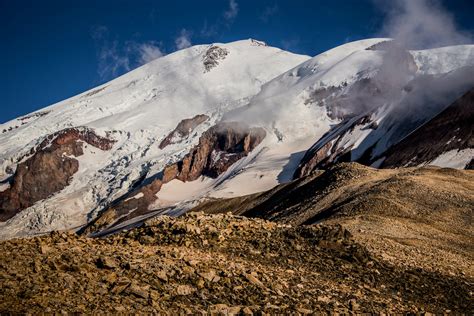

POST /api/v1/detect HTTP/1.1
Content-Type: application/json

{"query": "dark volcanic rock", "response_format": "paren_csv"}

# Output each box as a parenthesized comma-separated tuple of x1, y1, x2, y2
(0, 127, 115, 221)
(164, 122, 266, 182)
(83, 178, 163, 235)
(159, 114, 209, 149)
(467, 159, 474, 170)
(296, 84, 474, 176)
(294, 115, 374, 178)
(202, 46, 229, 72)
(380, 87, 474, 169)
(365, 40, 395, 51)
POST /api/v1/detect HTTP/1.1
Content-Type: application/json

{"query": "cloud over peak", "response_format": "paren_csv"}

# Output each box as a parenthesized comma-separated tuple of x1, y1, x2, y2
(175, 29, 192, 50)
(377, 0, 472, 49)
(137, 42, 164, 64)
(91, 26, 165, 80)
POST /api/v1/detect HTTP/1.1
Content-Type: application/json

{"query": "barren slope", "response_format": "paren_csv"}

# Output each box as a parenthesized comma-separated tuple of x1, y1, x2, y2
(1, 213, 472, 314)
(192, 163, 474, 277)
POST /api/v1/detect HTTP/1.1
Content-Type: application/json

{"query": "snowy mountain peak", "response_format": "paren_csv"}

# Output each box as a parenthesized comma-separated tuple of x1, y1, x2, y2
(1, 38, 473, 239)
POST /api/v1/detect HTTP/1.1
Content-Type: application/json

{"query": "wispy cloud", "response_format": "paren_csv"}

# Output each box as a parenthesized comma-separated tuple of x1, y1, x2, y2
(376, 0, 472, 49)
(175, 29, 192, 50)
(92, 26, 131, 80)
(260, 4, 278, 23)
(137, 41, 164, 64)
(91, 26, 165, 80)
(224, 0, 239, 23)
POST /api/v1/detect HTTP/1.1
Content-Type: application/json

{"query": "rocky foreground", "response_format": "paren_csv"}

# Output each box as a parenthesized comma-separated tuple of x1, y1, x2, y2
(1, 213, 472, 314)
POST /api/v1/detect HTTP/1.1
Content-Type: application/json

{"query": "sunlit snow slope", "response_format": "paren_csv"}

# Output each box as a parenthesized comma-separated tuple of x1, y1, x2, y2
(0, 39, 309, 237)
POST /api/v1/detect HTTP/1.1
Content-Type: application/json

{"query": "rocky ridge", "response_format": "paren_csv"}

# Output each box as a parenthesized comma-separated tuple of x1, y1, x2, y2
(294, 115, 374, 178)
(192, 163, 474, 278)
(296, 83, 474, 176)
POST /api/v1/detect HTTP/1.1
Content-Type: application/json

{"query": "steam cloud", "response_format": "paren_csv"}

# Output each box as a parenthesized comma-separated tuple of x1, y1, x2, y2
(330, 0, 474, 139)
(377, 0, 472, 49)
(175, 29, 192, 50)
(336, 0, 474, 152)
(371, 0, 473, 110)
(224, 0, 474, 143)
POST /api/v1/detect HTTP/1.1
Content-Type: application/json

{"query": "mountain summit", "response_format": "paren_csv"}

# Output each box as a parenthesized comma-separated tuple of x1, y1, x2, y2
(1, 38, 473, 238)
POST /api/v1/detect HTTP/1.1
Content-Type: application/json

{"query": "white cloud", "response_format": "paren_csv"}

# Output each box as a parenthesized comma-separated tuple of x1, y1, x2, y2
(137, 42, 164, 64)
(377, 0, 472, 49)
(97, 40, 131, 80)
(224, 0, 239, 22)
(175, 29, 192, 50)
(91, 26, 166, 80)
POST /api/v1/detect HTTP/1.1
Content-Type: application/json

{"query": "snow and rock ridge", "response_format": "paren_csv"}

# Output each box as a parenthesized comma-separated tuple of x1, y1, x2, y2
(1, 38, 473, 238)
(0, 39, 310, 238)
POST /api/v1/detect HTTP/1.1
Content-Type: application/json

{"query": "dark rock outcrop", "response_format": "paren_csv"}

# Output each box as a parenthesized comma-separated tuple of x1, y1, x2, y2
(159, 114, 209, 149)
(0, 127, 115, 221)
(466, 159, 474, 170)
(304, 79, 381, 120)
(202, 46, 229, 72)
(163, 122, 266, 182)
(294, 115, 374, 178)
(380, 88, 474, 169)
(83, 178, 163, 235)
(249, 39, 267, 46)
(296, 85, 474, 177)
(365, 40, 395, 51)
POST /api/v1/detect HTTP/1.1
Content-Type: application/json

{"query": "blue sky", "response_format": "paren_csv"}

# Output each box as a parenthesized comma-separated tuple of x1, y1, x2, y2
(1, 0, 473, 123)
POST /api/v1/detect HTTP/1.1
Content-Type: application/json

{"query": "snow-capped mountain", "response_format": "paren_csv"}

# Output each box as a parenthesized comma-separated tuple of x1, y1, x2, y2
(1, 38, 473, 239)
(293, 44, 474, 177)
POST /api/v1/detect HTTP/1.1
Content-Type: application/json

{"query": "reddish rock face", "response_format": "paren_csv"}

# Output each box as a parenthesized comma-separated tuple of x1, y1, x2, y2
(36, 127, 115, 152)
(294, 142, 334, 178)
(0, 127, 115, 221)
(85, 122, 266, 235)
(159, 114, 209, 149)
(164, 122, 266, 182)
